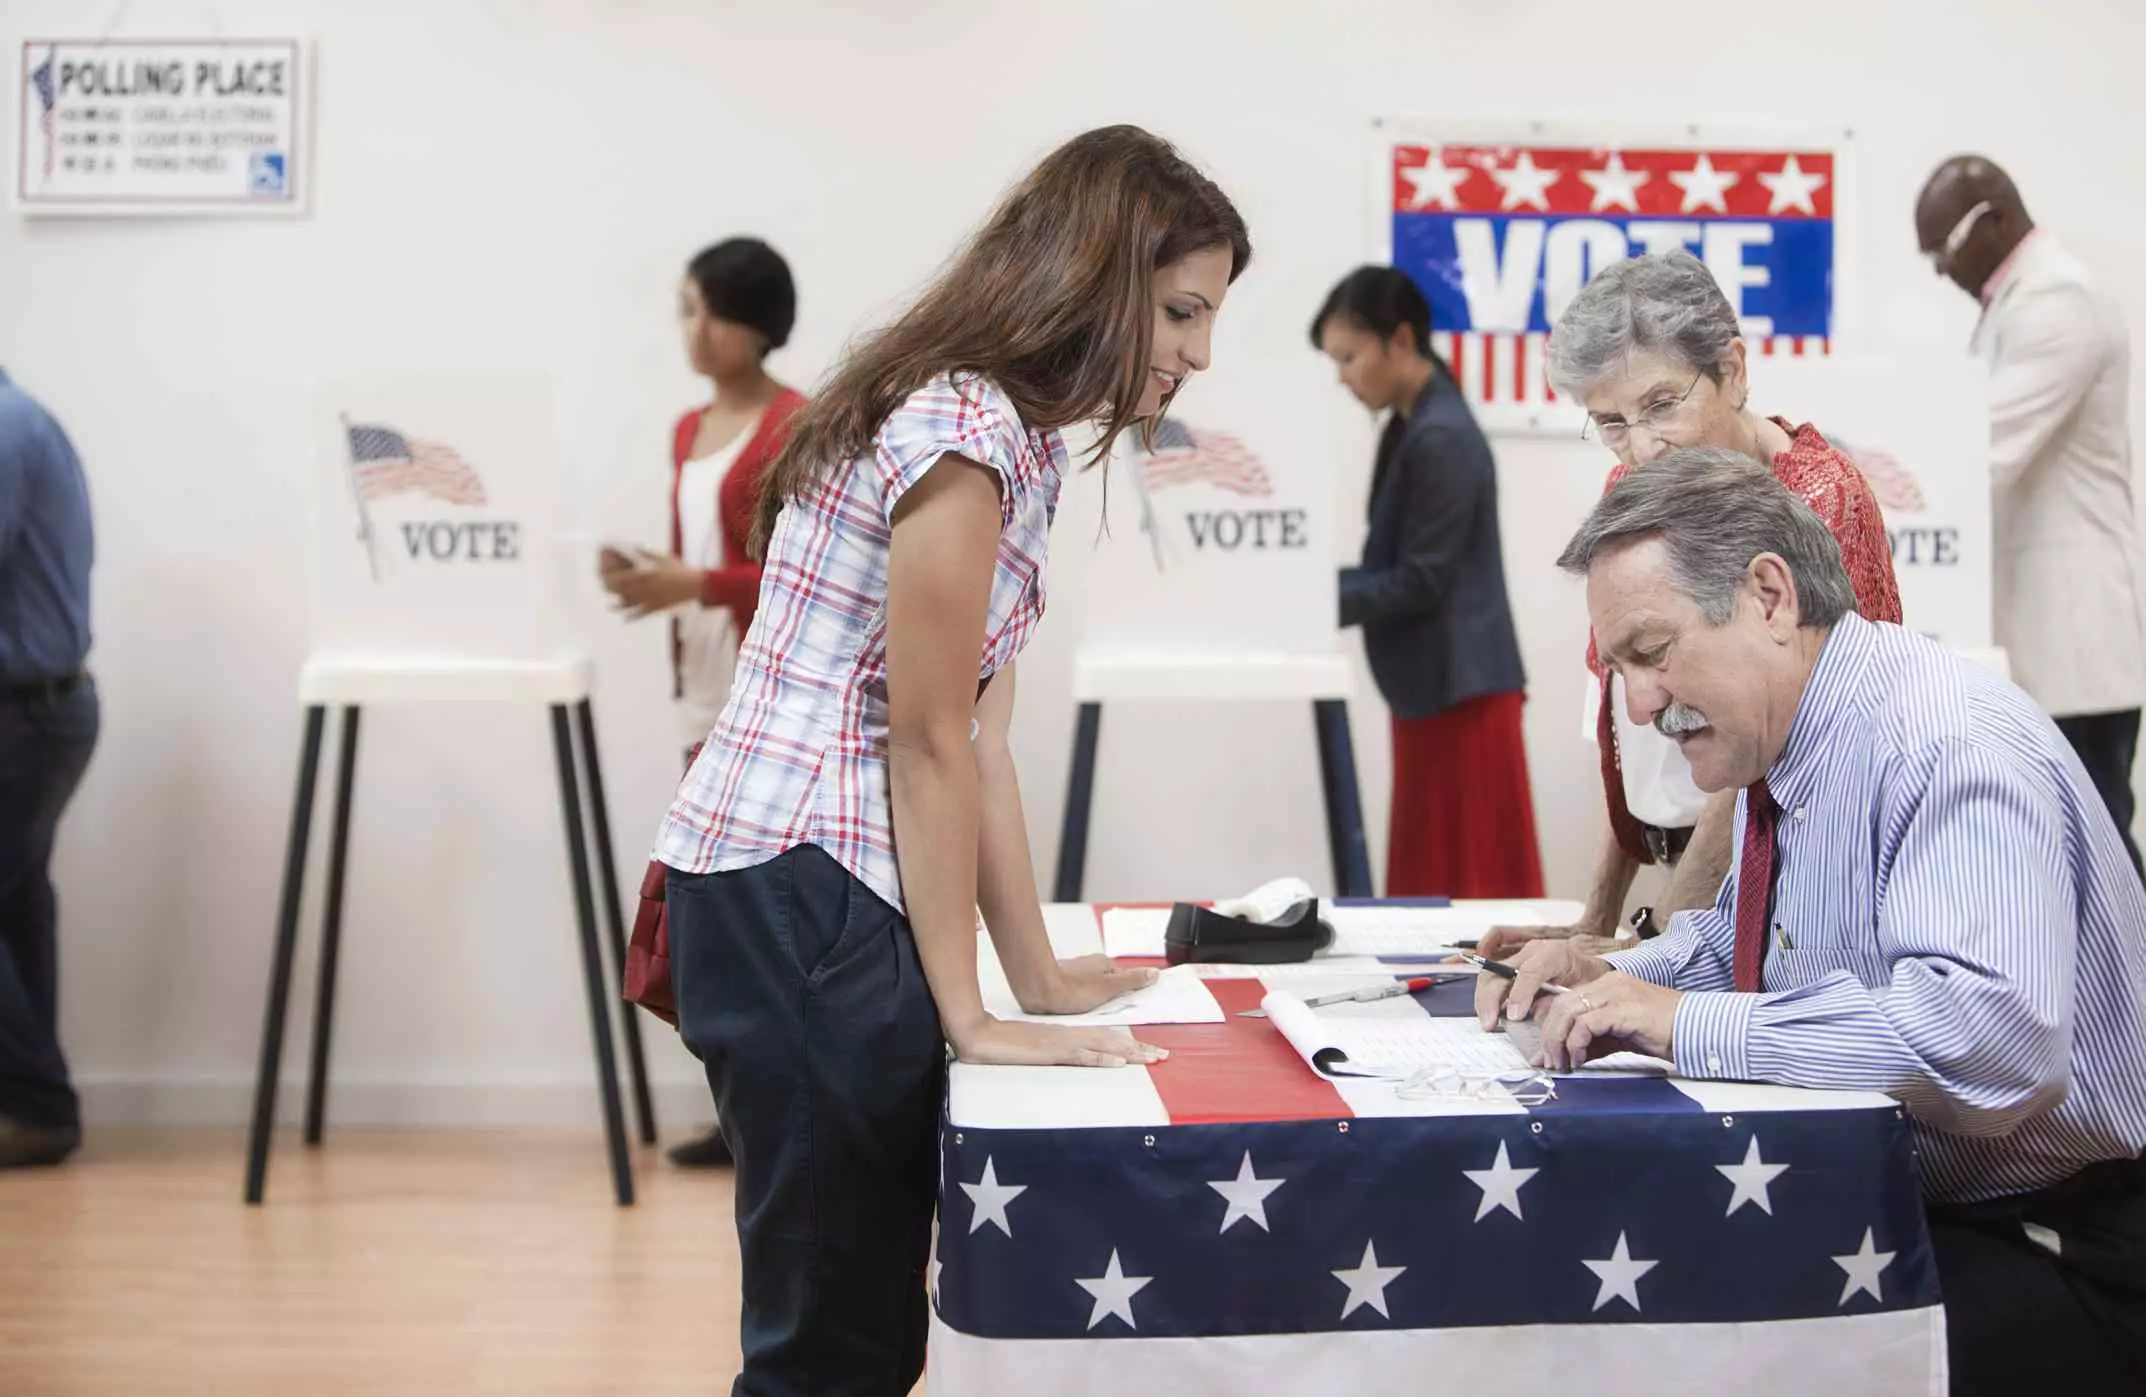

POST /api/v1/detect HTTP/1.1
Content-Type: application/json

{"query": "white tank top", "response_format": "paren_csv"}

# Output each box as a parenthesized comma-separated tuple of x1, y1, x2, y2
(673, 413, 761, 746)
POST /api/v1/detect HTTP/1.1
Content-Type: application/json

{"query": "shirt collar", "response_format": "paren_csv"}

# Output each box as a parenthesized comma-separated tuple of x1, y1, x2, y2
(1764, 612, 1878, 812)
(1979, 229, 2041, 310)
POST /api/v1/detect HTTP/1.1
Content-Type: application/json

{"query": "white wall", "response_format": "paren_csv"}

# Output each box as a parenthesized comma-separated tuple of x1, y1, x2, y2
(8, 0, 2144, 1126)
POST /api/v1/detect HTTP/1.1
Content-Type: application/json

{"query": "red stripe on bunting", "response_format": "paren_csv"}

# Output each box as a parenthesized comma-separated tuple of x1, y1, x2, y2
(1140, 978, 1355, 1124)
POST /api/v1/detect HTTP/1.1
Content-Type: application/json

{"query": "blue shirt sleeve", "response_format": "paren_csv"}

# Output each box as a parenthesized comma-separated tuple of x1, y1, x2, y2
(1669, 739, 2079, 1138)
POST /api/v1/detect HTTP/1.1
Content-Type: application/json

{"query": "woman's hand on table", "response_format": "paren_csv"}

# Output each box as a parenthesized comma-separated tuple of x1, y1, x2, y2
(948, 1017, 1168, 1069)
(1013, 954, 1157, 1016)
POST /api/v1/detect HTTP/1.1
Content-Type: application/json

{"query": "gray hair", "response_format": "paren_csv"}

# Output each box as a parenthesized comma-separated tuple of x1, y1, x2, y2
(1546, 250, 1740, 398)
(1556, 447, 1857, 628)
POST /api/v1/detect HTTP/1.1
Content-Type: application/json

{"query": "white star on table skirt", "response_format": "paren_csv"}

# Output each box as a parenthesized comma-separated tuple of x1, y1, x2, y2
(1075, 1249, 1153, 1331)
(1582, 1231, 1659, 1312)
(1716, 1135, 1791, 1216)
(1833, 1227, 1896, 1305)
(1463, 1140, 1540, 1222)
(1491, 150, 1560, 211)
(1579, 151, 1650, 213)
(1332, 1239, 1407, 1320)
(1207, 1151, 1285, 1234)
(1670, 152, 1739, 213)
(959, 1157, 1026, 1237)
(1758, 153, 1827, 215)
(1401, 150, 1470, 211)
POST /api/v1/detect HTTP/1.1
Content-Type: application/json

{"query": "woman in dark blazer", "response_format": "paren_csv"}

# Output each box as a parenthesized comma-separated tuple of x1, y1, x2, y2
(1311, 266, 1543, 897)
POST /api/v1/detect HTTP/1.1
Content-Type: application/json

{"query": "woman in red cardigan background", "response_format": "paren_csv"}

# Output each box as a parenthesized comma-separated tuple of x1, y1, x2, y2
(601, 237, 805, 1168)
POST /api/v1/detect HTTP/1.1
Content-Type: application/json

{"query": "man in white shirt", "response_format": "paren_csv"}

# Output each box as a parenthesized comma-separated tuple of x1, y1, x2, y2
(1916, 155, 2146, 877)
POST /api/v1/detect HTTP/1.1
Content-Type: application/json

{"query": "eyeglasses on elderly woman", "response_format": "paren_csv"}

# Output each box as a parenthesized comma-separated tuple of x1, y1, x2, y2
(1580, 369, 1705, 448)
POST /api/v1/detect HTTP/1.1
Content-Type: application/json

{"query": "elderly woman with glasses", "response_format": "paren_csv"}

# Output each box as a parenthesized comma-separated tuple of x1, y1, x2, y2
(1483, 250, 1901, 960)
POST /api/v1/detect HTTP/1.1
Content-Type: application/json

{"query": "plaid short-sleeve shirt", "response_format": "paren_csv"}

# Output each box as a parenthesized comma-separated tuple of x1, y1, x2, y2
(652, 373, 1065, 912)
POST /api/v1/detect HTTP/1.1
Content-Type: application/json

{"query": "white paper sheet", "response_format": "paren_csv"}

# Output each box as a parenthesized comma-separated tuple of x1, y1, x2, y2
(979, 955, 1224, 1028)
(1259, 991, 1534, 1079)
(1099, 907, 1173, 959)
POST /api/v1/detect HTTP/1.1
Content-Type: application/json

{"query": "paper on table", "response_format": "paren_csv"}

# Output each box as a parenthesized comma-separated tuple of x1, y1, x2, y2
(1323, 901, 1584, 957)
(1259, 991, 1534, 1080)
(1190, 958, 1477, 982)
(980, 960, 1224, 1028)
(1100, 907, 1173, 959)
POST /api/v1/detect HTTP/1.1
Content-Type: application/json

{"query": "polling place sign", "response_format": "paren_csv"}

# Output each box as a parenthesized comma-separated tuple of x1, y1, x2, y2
(15, 38, 307, 213)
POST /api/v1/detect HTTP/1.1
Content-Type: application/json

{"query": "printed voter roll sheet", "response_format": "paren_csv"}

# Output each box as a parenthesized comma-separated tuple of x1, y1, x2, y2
(1259, 990, 1533, 1079)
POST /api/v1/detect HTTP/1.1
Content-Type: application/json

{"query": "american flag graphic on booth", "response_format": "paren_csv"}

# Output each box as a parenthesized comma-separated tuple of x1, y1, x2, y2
(1388, 141, 1837, 415)
(346, 423, 487, 507)
(1133, 418, 1274, 497)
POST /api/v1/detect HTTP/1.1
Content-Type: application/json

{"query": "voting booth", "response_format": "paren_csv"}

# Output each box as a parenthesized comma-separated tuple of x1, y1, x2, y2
(1053, 408, 1372, 900)
(244, 372, 651, 1207)
(1753, 353, 1997, 659)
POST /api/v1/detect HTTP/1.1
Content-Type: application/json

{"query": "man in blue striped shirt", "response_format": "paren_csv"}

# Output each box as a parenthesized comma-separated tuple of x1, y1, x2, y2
(1482, 447, 2146, 1391)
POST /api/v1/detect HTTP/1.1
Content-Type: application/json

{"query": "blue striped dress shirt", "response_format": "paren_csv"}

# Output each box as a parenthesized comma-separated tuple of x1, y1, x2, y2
(1610, 612, 2146, 1203)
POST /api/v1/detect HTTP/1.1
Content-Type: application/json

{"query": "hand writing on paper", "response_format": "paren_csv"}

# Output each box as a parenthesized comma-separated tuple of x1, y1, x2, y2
(1015, 954, 1159, 1016)
(1474, 938, 1611, 1030)
(1530, 972, 1682, 1072)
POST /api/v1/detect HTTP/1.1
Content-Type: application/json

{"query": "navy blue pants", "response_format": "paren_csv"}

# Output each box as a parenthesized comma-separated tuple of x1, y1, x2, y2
(667, 845, 945, 1397)
(0, 679, 98, 1130)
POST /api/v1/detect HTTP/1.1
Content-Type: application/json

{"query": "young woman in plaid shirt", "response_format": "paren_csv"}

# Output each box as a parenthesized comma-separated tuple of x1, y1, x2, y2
(650, 126, 1251, 1395)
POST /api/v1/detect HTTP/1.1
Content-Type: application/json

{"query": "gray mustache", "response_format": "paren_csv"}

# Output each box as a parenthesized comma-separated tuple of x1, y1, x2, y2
(1655, 703, 1710, 738)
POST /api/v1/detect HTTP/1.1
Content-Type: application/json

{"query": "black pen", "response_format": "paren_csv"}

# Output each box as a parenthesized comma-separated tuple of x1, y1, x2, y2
(1458, 951, 1572, 995)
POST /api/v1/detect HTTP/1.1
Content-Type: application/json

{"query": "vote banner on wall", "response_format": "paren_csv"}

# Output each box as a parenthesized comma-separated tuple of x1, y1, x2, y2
(15, 38, 307, 214)
(1375, 124, 1845, 431)
(308, 373, 568, 664)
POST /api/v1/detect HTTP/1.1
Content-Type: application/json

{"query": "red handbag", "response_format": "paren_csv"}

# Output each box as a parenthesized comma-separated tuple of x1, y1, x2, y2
(624, 858, 679, 1028)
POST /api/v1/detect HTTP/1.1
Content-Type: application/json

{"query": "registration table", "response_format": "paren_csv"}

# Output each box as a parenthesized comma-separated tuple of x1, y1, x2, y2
(928, 901, 1945, 1396)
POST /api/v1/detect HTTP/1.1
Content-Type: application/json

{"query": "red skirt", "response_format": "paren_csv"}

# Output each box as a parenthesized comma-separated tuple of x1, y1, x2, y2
(1387, 691, 1544, 898)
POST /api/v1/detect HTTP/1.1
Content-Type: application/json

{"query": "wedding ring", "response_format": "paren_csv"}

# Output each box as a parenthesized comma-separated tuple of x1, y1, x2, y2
(1578, 995, 1595, 1012)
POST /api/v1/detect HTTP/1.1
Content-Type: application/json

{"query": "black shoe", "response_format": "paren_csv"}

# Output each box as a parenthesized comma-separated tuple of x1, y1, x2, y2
(0, 1119, 81, 1169)
(666, 1124, 733, 1169)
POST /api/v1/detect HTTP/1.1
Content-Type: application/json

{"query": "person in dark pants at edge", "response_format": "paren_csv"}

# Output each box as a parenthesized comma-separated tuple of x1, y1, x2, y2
(0, 366, 98, 1170)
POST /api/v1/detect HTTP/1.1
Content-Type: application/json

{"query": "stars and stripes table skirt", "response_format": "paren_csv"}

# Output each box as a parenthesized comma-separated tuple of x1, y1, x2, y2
(929, 903, 1944, 1396)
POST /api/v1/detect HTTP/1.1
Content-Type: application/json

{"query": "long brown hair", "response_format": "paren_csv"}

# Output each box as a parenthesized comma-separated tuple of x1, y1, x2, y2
(752, 124, 1252, 554)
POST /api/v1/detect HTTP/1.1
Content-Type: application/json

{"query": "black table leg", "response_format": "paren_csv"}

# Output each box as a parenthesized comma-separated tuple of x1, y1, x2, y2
(246, 705, 327, 1205)
(574, 698, 656, 1147)
(303, 706, 361, 1147)
(1314, 699, 1375, 898)
(551, 705, 635, 1206)
(1053, 702, 1103, 903)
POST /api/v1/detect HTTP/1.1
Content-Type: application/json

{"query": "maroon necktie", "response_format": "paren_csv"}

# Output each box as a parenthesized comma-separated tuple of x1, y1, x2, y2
(1733, 780, 1778, 993)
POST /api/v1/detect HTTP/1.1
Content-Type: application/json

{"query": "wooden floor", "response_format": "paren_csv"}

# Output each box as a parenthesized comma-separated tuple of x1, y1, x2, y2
(0, 1129, 746, 1395)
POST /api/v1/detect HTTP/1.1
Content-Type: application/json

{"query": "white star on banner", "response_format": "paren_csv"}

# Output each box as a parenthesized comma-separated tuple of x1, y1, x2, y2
(1833, 1228, 1896, 1305)
(1208, 1151, 1285, 1234)
(1491, 150, 1560, 211)
(1463, 1141, 1540, 1222)
(1582, 1231, 1659, 1312)
(959, 1157, 1026, 1237)
(1669, 152, 1739, 214)
(1075, 1249, 1153, 1331)
(1400, 150, 1470, 211)
(1332, 1239, 1407, 1320)
(1758, 153, 1827, 215)
(1717, 1135, 1791, 1217)
(1579, 151, 1650, 213)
